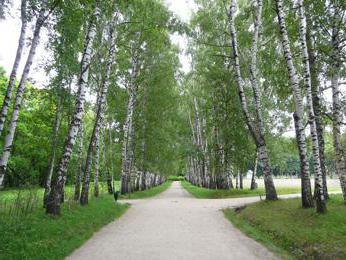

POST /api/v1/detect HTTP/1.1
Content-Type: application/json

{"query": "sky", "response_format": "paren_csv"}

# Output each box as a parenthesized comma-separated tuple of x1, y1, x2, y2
(0, 0, 197, 87)
(0, 0, 339, 138)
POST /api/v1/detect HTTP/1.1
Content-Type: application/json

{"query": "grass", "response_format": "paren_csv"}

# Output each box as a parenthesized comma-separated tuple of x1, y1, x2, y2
(0, 180, 170, 259)
(120, 181, 172, 199)
(224, 195, 346, 259)
(181, 180, 304, 199)
(167, 175, 186, 181)
(0, 194, 129, 259)
(0, 180, 170, 204)
(0, 182, 120, 202)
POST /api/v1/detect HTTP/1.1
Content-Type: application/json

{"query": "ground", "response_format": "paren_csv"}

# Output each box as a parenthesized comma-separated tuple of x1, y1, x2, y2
(181, 178, 341, 199)
(224, 195, 346, 259)
(68, 181, 292, 260)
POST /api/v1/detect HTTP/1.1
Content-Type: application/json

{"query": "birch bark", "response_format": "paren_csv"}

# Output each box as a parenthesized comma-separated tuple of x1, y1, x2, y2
(46, 4, 100, 215)
(307, 27, 328, 199)
(93, 131, 101, 197)
(275, 0, 314, 208)
(251, 150, 258, 190)
(80, 14, 117, 204)
(107, 121, 115, 194)
(43, 87, 62, 207)
(229, 0, 277, 200)
(74, 119, 84, 201)
(120, 45, 139, 194)
(297, 0, 325, 212)
(330, 13, 346, 202)
(0, 0, 27, 135)
(0, 8, 50, 188)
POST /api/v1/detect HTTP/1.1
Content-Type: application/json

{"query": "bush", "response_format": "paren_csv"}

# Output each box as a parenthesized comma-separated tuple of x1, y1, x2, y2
(167, 176, 185, 181)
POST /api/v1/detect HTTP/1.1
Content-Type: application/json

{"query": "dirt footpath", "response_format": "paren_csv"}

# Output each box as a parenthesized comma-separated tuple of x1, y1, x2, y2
(68, 181, 279, 260)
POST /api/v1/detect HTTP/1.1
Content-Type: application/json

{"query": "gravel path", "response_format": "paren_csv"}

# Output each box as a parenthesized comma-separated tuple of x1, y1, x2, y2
(68, 181, 279, 260)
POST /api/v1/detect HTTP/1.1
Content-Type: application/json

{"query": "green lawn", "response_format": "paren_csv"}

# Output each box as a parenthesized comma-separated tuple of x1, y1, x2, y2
(167, 175, 185, 181)
(181, 180, 304, 199)
(120, 181, 172, 199)
(0, 180, 170, 259)
(0, 194, 129, 259)
(224, 195, 346, 259)
(0, 180, 170, 203)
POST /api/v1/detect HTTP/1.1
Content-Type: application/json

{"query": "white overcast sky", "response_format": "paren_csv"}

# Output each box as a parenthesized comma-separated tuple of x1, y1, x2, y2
(1, 0, 339, 138)
(0, 0, 197, 86)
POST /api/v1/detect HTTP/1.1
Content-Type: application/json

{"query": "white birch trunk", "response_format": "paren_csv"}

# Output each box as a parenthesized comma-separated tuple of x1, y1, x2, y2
(120, 48, 139, 194)
(0, 8, 49, 188)
(93, 132, 100, 197)
(108, 121, 115, 193)
(297, 0, 326, 212)
(80, 14, 117, 204)
(330, 16, 346, 202)
(0, 0, 27, 135)
(43, 87, 62, 206)
(251, 150, 258, 190)
(275, 0, 314, 208)
(74, 119, 84, 201)
(229, 0, 277, 199)
(46, 4, 100, 214)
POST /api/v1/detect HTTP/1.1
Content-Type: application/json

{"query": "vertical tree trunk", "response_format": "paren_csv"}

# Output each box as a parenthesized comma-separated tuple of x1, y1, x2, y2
(236, 170, 239, 189)
(120, 47, 139, 194)
(74, 119, 84, 201)
(297, 0, 326, 212)
(93, 132, 100, 197)
(228, 0, 277, 200)
(140, 86, 148, 191)
(0, 0, 27, 136)
(330, 16, 346, 202)
(0, 9, 49, 188)
(201, 112, 210, 187)
(307, 25, 328, 199)
(275, 0, 314, 208)
(101, 124, 112, 194)
(107, 121, 115, 194)
(251, 150, 258, 190)
(194, 97, 205, 186)
(80, 14, 117, 204)
(43, 87, 62, 207)
(46, 4, 100, 215)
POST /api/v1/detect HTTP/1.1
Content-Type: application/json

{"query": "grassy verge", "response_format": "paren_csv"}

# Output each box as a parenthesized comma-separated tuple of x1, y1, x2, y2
(167, 175, 185, 181)
(0, 181, 121, 202)
(181, 180, 305, 199)
(0, 194, 129, 259)
(120, 181, 172, 199)
(181, 180, 341, 199)
(224, 195, 346, 259)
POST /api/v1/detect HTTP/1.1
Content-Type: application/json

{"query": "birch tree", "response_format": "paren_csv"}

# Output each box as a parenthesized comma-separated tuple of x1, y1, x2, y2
(46, 2, 100, 215)
(80, 11, 118, 205)
(296, 0, 326, 212)
(229, 0, 277, 200)
(43, 84, 62, 206)
(0, 0, 28, 135)
(73, 119, 84, 201)
(330, 6, 346, 202)
(275, 0, 314, 208)
(0, 5, 55, 188)
(120, 42, 140, 194)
